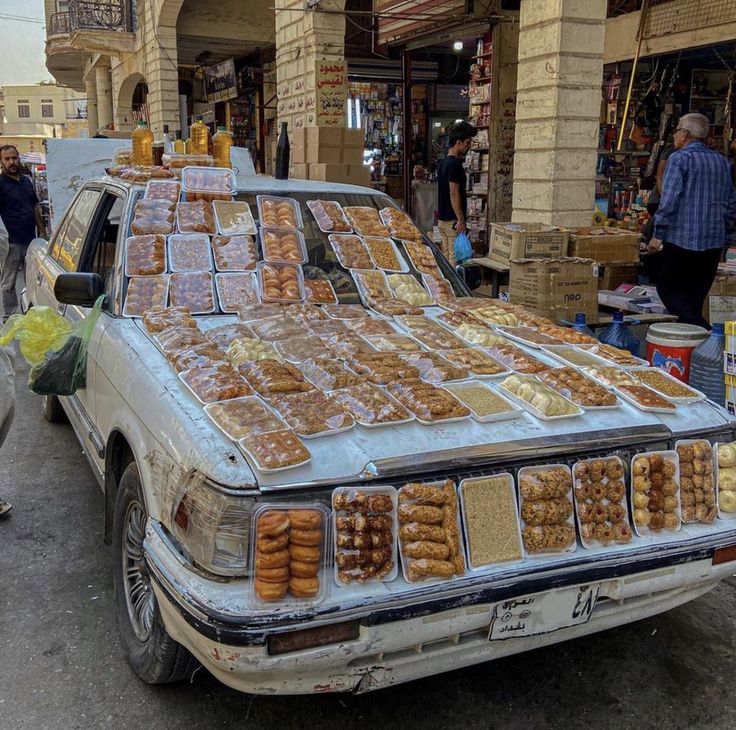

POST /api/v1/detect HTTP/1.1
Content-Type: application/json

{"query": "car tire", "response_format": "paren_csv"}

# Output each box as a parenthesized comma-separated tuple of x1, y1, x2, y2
(42, 394, 68, 423)
(112, 461, 199, 684)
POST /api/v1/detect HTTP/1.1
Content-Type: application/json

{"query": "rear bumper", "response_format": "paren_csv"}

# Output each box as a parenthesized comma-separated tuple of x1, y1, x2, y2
(144, 522, 736, 694)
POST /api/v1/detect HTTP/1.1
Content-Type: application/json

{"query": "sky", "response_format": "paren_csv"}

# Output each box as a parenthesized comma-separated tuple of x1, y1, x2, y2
(0, 1, 53, 86)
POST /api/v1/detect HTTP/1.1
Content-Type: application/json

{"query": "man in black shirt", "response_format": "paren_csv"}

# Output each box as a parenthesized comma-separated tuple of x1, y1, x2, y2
(437, 121, 477, 265)
(0, 145, 47, 318)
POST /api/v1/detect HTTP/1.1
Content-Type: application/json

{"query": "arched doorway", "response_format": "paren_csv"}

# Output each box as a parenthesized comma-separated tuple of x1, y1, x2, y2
(116, 72, 147, 130)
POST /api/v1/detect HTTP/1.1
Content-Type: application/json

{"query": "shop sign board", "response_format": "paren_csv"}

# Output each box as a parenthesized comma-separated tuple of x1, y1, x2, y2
(204, 59, 238, 103)
(315, 62, 347, 127)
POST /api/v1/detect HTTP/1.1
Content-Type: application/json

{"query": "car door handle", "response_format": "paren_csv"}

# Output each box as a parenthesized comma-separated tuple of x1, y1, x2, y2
(35, 270, 43, 285)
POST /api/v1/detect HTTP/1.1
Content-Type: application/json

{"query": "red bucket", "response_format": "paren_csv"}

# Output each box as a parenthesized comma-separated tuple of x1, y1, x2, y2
(645, 323, 708, 383)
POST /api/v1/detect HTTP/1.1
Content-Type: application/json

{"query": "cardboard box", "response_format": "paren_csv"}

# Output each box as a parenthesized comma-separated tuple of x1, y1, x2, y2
(291, 162, 309, 180)
(308, 163, 371, 186)
(597, 262, 639, 291)
(568, 227, 640, 264)
(705, 273, 736, 324)
(290, 127, 307, 164)
(510, 257, 598, 323)
(304, 127, 365, 165)
(489, 222, 568, 265)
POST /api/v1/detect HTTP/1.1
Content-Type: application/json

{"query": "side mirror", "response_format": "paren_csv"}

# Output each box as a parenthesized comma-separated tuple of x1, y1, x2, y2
(54, 272, 105, 307)
(455, 263, 483, 291)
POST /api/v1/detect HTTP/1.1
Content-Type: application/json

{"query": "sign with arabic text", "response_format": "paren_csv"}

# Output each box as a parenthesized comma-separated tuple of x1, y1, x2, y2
(315, 61, 347, 127)
(204, 59, 238, 103)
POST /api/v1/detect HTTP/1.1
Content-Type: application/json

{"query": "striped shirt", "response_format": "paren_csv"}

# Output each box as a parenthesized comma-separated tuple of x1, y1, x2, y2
(653, 141, 736, 251)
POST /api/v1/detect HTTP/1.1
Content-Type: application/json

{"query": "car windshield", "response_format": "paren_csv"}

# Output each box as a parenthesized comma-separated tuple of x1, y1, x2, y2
(235, 189, 467, 304)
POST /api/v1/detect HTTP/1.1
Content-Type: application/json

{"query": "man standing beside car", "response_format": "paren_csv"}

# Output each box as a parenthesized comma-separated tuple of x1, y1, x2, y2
(0, 145, 47, 320)
(437, 121, 477, 267)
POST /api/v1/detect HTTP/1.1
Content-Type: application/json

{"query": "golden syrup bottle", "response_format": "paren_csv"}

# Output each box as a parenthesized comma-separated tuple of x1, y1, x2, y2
(131, 120, 153, 166)
(213, 125, 232, 167)
(189, 115, 210, 155)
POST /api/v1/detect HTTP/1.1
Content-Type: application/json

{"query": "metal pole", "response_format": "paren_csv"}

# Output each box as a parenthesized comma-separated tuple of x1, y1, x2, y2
(402, 49, 412, 213)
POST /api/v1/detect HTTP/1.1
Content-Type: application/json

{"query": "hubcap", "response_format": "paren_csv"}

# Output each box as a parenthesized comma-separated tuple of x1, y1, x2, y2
(122, 499, 155, 642)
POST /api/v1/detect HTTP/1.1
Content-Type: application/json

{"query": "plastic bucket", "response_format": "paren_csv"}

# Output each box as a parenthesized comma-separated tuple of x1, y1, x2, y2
(645, 323, 708, 383)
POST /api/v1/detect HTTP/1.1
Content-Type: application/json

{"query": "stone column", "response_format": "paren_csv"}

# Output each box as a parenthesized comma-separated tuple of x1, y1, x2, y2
(85, 77, 99, 137)
(512, 0, 606, 227)
(143, 24, 181, 136)
(96, 65, 114, 131)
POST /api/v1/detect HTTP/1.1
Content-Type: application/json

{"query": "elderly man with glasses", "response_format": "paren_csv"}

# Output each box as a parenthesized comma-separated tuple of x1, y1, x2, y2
(648, 113, 736, 329)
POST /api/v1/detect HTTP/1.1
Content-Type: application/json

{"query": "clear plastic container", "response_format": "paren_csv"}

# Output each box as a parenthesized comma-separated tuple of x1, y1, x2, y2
(328, 234, 373, 269)
(249, 504, 330, 606)
(363, 237, 409, 273)
(439, 348, 510, 378)
(332, 487, 398, 586)
(397, 479, 466, 583)
(144, 179, 181, 205)
(493, 325, 565, 349)
(331, 383, 414, 427)
(541, 345, 612, 369)
(715, 442, 736, 519)
(274, 335, 330, 364)
(257, 261, 305, 303)
(362, 333, 423, 352)
(176, 200, 216, 234)
(629, 366, 705, 403)
(386, 380, 471, 425)
(397, 351, 469, 384)
(689, 323, 725, 406)
(162, 154, 213, 170)
(251, 316, 305, 342)
(459, 474, 524, 570)
(124, 235, 167, 277)
(536, 367, 621, 410)
(256, 195, 303, 230)
(112, 146, 132, 166)
(168, 271, 216, 314)
(167, 234, 213, 272)
(203, 322, 255, 349)
(226, 337, 283, 365)
(260, 227, 308, 264)
(298, 356, 365, 391)
(131, 200, 176, 236)
(237, 303, 284, 322)
(181, 166, 236, 202)
(212, 200, 256, 235)
(517, 464, 577, 556)
(123, 275, 170, 317)
(322, 304, 369, 320)
(386, 273, 433, 306)
(498, 374, 584, 420)
(267, 388, 355, 438)
(204, 396, 287, 441)
(239, 430, 311, 473)
(178, 365, 252, 404)
(343, 206, 390, 237)
(630, 450, 681, 536)
(215, 272, 259, 312)
(442, 381, 522, 422)
(379, 207, 423, 242)
(211, 235, 257, 272)
(614, 384, 678, 413)
(306, 199, 352, 233)
(303, 278, 337, 304)
(675, 439, 717, 524)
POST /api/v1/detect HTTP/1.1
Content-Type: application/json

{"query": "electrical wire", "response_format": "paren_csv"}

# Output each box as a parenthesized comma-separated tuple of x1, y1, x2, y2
(0, 13, 46, 25)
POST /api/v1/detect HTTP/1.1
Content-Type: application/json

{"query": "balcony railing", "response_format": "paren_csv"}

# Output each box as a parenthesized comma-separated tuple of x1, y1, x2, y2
(48, 11, 72, 36)
(69, 0, 132, 33)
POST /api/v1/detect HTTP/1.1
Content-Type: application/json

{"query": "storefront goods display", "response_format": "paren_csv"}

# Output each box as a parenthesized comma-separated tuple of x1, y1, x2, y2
(398, 480, 465, 582)
(328, 234, 373, 269)
(168, 234, 213, 272)
(177, 200, 216, 234)
(261, 228, 308, 264)
(181, 167, 235, 202)
(500, 374, 582, 418)
(211, 235, 257, 271)
(518, 466, 576, 554)
(213, 200, 257, 235)
(125, 235, 166, 276)
(252, 507, 325, 601)
(717, 443, 736, 515)
(333, 488, 397, 584)
(573, 457, 632, 547)
(257, 262, 305, 302)
(343, 206, 390, 237)
(387, 274, 433, 306)
(124, 275, 169, 317)
(215, 273, 259, 312)
(537, 367, 619, 408)
(459, 475, 523, 568)
(307, 200, 352, 233)
(333, 382, 413, 426)
(131, 199, 175, 236)
(257, 196, 302, 229)
(676, 440, 717, 524)
(169, 271, 216, 313)
(631, 451, 681, 534)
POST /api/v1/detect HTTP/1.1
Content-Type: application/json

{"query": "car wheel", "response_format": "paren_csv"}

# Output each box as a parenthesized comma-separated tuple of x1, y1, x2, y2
(112, 461, 199, 684)
(42, 394, 68, 423)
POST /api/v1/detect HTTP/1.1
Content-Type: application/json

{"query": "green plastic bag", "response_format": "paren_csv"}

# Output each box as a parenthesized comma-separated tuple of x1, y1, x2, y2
(0, 296, 105, 396)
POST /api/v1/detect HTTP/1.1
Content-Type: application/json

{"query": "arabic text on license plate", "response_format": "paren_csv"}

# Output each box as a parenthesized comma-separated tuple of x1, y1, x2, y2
(489, 584, 599, 641)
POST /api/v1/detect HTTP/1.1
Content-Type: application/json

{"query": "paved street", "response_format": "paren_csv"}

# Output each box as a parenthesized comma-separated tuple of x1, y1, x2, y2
(1, 359, 735, 730)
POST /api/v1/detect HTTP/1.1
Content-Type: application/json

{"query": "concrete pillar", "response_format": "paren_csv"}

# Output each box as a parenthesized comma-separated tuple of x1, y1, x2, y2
(96, 65, 113, 130)
(144, 25, 181, 137)
(85, 77, 99, 137)
(512, 0, 607, 227)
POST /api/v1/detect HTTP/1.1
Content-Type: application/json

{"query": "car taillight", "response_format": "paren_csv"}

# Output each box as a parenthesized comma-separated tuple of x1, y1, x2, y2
(712, 545, 736, 565)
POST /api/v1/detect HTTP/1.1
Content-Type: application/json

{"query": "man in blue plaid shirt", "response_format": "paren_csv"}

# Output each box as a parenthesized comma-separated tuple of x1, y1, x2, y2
(649, 113, 736, 329)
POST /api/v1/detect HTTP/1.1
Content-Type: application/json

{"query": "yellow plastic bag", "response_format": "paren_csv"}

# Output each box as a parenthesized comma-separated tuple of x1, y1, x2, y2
(0, 307, 72, 366)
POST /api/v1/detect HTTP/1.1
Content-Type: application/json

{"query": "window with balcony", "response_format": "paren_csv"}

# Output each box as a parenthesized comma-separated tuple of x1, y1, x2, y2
(41, 100, 55, 118)
(17, 101, 30, 119)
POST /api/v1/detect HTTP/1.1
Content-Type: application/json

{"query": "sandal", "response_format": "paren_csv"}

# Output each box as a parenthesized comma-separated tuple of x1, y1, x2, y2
(0, 500, 12, 517)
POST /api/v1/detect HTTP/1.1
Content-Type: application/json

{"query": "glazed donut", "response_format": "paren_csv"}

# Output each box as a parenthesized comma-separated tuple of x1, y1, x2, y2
(255, 548, 290, 569)
(288, 575, 319, 598)
(257, 565, 289, 583)
(289, 544, 321, 562)
(258, 532, 289, 554)
(289, 560, 320, 578)
(290, 528, 322, 546)
(257, 510, 290, 538)
(256, 580, 288, 600)
(287, 509, 322, 530)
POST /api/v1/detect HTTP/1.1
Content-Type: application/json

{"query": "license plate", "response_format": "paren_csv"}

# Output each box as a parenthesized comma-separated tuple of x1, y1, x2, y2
(489, 584, 599, 641)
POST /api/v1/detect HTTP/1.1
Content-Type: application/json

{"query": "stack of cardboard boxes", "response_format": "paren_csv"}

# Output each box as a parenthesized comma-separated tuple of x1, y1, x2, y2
(291, 127, 370, 186)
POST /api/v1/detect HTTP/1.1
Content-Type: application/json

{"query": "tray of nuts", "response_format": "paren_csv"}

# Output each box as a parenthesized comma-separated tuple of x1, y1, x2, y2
(675, 439, 717, 524)
(123, 275, 170, 317)
(332, 487, 398, 585)
(442, 381, 522, 422)
(572, 457, 633, 549)
(363, 236, 409, 273)
(630, 367, 705, 403)
(631, 450, 681, 535)
(257, 261, 305, 303)
(169, 271, 216, 313)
